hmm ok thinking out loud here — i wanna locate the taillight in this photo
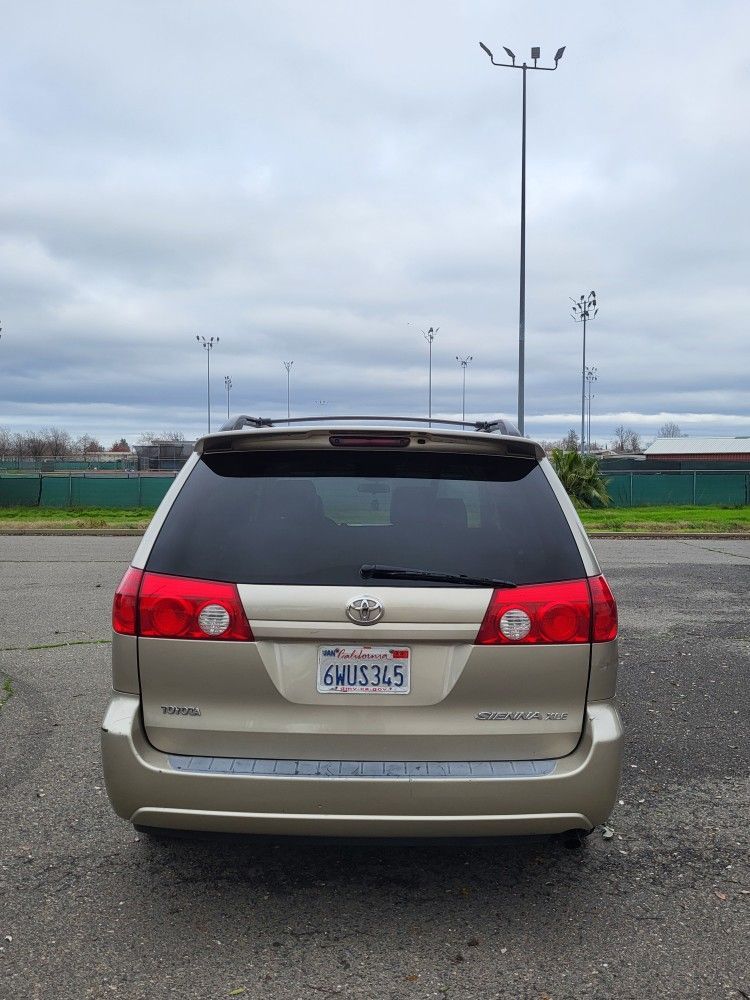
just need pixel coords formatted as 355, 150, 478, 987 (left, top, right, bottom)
589, 574, 618, 642
112, 566, 143, 635
475, 576, 619, 645
475, 579, 592, 645
111, 568, 253, 641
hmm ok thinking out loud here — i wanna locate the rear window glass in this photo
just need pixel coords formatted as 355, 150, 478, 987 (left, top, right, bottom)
146, 449, 584, 586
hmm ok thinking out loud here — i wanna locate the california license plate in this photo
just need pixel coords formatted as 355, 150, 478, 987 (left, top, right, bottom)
317, 646, 411, 694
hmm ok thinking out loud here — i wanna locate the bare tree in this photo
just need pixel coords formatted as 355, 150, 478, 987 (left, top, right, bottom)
11, 432, 27, 461
538, 439, 559, 454
612, 425, 628, 452
24, 433, 47, 460
611, 426, 643, 453
626, 429, 643, 453
40, 426, 73, 458
0, 426, 12, 459
657, 421, 682, 438
138, 430, 185, 445
560, 428, 580, 452
73, 434, 102, 456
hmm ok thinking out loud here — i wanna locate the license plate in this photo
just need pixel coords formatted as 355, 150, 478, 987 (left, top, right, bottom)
317, 646, 411, 695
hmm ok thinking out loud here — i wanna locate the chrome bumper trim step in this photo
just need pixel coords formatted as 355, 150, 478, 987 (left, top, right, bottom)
167, 755, 557, 779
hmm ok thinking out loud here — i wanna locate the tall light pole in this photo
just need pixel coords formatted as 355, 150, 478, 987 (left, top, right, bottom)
196, 335, 219, 433
224, 376, 232, 419
456, 355, 473, 424
585, 365, 598, 453
570, 292, 598, 455
422, 326, 439, 426
479, 42, 565, 436
283, 361, 293, 424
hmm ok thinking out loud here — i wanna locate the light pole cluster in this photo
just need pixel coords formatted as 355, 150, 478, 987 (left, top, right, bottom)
186, 40, 597, 447
570, 292, 598, 454
279, 341, 477, 428
479, 41, 565, 435
415, 327, 476, 425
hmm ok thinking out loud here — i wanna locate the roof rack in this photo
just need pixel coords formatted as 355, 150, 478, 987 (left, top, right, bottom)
218, 415, 522, 437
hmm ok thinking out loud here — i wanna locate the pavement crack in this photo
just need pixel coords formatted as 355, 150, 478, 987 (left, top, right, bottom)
0, 559, 127, 564
0, 639, 111, 652
677, 539, 750, 561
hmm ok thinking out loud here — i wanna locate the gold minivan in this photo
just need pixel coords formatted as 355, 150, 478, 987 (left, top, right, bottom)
101, 417, 622, 842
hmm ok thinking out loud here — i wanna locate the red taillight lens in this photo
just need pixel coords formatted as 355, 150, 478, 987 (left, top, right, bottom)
138, 572, 253, 641
475, 579, 592, 646
112, 566, 144, 635
112, 568, 252, 641
589, 574, 618, 642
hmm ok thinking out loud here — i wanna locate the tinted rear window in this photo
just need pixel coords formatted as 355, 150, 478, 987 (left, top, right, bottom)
146, 450, 584, 586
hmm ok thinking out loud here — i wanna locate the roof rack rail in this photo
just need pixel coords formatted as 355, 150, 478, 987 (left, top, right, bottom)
219, 414, 522, 436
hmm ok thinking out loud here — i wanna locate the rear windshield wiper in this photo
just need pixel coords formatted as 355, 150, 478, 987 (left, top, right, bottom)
360, 564, 516, 589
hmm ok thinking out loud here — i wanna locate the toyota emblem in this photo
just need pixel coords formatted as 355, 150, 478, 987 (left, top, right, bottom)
346, 595, 384, 626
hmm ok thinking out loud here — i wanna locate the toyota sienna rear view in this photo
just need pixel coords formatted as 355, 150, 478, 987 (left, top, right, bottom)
101, 417, 621, 842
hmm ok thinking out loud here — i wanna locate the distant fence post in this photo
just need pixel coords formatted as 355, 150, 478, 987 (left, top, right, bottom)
693, 471, 697, 506
68, 475, 73, 508
629, 473, 634, 508
138, 475, 143, 507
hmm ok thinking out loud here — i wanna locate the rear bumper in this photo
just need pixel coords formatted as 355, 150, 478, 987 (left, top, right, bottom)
101, 695, 623, 837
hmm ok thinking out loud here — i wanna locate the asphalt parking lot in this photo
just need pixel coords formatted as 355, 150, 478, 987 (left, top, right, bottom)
1, 536, 748, 1000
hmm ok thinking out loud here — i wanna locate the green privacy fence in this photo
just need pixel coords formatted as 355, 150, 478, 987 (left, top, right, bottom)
0, 471, 748, 511
604, 471, 750, 507
0, 474, 176, 509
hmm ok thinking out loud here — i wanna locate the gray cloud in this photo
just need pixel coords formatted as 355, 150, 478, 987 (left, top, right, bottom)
0, 0, 749, 447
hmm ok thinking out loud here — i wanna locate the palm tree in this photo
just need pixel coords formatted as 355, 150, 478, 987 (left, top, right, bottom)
550, 448, 610, 508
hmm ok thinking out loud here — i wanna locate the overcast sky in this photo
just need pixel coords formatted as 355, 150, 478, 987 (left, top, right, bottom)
1, 0, 749, 446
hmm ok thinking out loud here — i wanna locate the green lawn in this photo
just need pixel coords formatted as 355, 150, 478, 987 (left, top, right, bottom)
578, 505, 750, 533
0, 506, 156, 530
0, 504, 748, 533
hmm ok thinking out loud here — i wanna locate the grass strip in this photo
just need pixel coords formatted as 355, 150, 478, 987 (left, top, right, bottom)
578, 505, 750, 533
0, 506, 155, 530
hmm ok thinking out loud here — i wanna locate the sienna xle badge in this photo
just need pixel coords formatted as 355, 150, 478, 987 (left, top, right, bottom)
102, 415, 622, 842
